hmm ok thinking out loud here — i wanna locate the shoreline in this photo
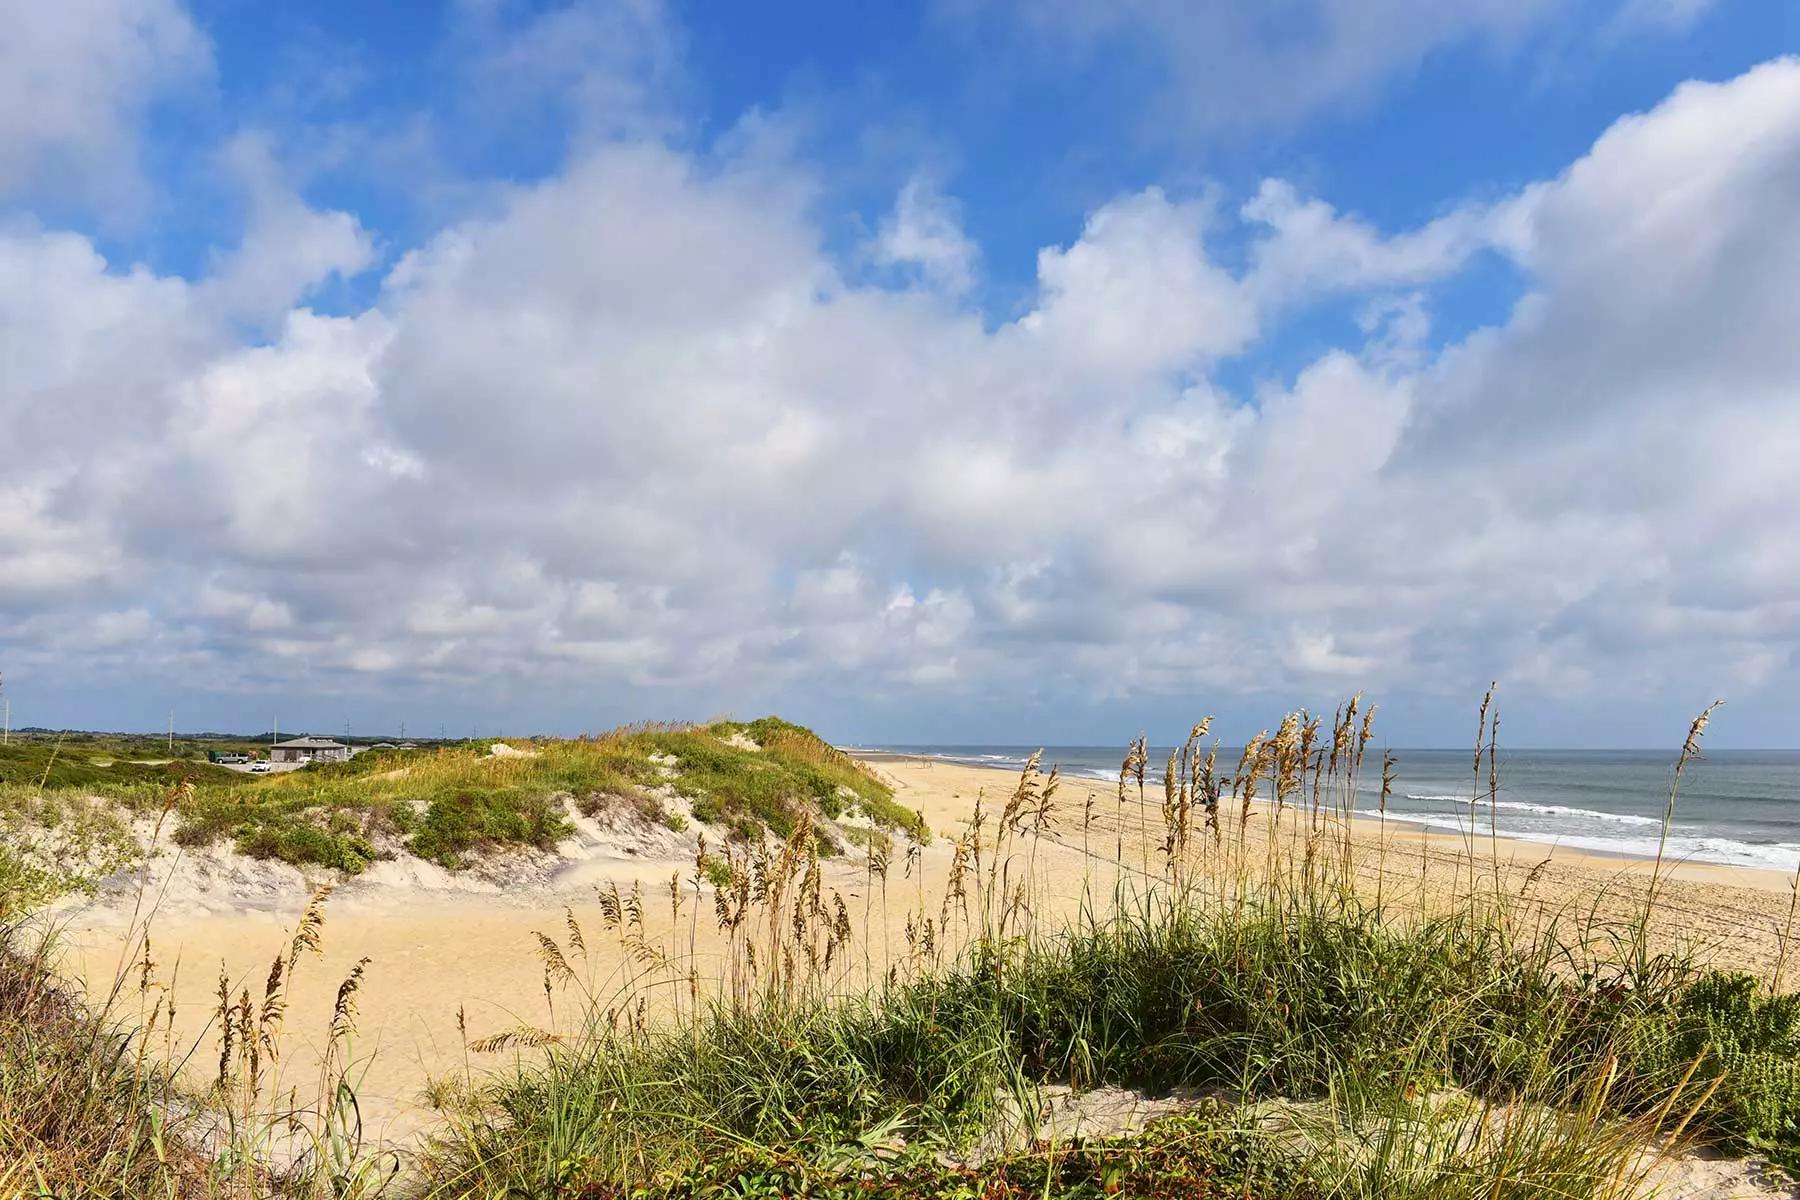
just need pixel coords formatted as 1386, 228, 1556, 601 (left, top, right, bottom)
853, 749, 1799, 896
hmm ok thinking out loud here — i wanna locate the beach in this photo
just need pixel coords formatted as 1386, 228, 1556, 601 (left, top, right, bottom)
47, 752, 1800, 1152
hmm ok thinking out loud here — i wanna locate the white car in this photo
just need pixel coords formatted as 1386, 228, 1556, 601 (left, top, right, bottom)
248, 761, 272, 774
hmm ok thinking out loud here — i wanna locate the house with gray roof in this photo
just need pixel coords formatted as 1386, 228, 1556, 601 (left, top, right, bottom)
270, 736, 352, 764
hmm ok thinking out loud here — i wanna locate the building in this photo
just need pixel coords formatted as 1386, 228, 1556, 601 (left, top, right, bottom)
270, 736, 352, 764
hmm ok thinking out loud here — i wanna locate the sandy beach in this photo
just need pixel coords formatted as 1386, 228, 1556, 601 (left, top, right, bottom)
46, 753, 1800, 1154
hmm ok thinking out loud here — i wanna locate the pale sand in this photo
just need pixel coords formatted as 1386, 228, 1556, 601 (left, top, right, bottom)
47, 754, 1800, 1182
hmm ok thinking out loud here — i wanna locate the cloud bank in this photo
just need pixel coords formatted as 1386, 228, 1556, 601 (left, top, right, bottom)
0, 2, 1794, 739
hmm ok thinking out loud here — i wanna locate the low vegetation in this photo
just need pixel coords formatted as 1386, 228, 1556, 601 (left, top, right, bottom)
4, 696, 1800, 1198
0, 718, 922, 878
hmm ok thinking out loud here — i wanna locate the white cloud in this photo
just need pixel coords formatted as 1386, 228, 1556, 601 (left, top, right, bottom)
1017, 188, 1256, 374
1242, 180, 1493, 306
0, 0, 209, 211
202, 134, 377, 325
955, 0, 1713, 137
454, 0, 681, 142
4, 58, 1800, 734
952, 0, 1553, 134
872, 179, 979, 295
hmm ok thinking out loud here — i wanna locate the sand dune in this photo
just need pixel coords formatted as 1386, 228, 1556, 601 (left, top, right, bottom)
43, 754, 1800, 1186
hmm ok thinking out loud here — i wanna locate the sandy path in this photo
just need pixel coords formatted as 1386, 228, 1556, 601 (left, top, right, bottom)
47, 754, 1800, 1159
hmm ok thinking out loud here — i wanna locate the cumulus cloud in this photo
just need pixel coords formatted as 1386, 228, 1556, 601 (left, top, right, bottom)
0, 0, 209, 211
3, 50, 1799, 734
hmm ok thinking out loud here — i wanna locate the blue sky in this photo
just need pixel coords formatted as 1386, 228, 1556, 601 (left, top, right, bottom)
3, 0, 1799, 749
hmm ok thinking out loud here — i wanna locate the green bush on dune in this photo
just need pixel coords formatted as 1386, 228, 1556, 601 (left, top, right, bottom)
407, 789, 572, 870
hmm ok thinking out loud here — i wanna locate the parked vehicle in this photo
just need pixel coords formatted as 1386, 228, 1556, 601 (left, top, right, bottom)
248, 761, 272, 774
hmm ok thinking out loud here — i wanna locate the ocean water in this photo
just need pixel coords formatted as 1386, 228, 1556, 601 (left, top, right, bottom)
853, 744, 1800, 873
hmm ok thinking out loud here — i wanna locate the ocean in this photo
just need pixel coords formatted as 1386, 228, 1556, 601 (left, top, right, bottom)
852, 744, 1800, 873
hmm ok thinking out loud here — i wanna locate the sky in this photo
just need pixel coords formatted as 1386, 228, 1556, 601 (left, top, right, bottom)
2, 0, 1799, 749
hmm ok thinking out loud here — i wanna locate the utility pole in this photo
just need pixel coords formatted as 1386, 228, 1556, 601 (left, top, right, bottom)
168, 710, 174, 753
1, 667, 8, 745
400, 720, 406, 742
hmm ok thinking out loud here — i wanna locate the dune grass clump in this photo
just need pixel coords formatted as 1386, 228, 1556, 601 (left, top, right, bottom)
0, 931, 202, 1196
0, 883, 394, 1198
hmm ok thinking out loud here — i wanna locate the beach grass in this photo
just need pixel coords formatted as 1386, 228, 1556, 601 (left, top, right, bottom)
2, 719, 920, 879
5, 697, 1800, 1197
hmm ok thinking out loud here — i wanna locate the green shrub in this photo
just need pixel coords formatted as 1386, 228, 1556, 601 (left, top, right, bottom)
234, 820, 377, 874
408, 789, 571, 869
1625, 970, 1800, 1168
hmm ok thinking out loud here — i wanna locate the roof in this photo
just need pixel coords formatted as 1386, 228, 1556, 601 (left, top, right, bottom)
272, 736, 350, 749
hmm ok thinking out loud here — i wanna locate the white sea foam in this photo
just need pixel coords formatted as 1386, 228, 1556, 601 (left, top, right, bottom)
1400, 794, 1665, 827
1364, 809, 1800, 871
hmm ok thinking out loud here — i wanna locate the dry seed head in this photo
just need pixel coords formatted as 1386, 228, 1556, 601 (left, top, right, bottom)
833, 893, 852, 943
534, 932, 576, 985
565, 907, 587, 954
216, 968, 235, 1087
287, 883, 333, 969
137, 936, 155, 997
329, 957, 371, 1043
468, 1025, 563, 1054
626, 880, 643, 929
1476, 684, 1495, 773
1327, 703, 1346, 773
1272, 713, 1302, 802
1036, 765, 1060, 829
259, 955, 286, 1035
1680, 701, 1724, 766
622, 929, 666, 968
946, 837, 970, 902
